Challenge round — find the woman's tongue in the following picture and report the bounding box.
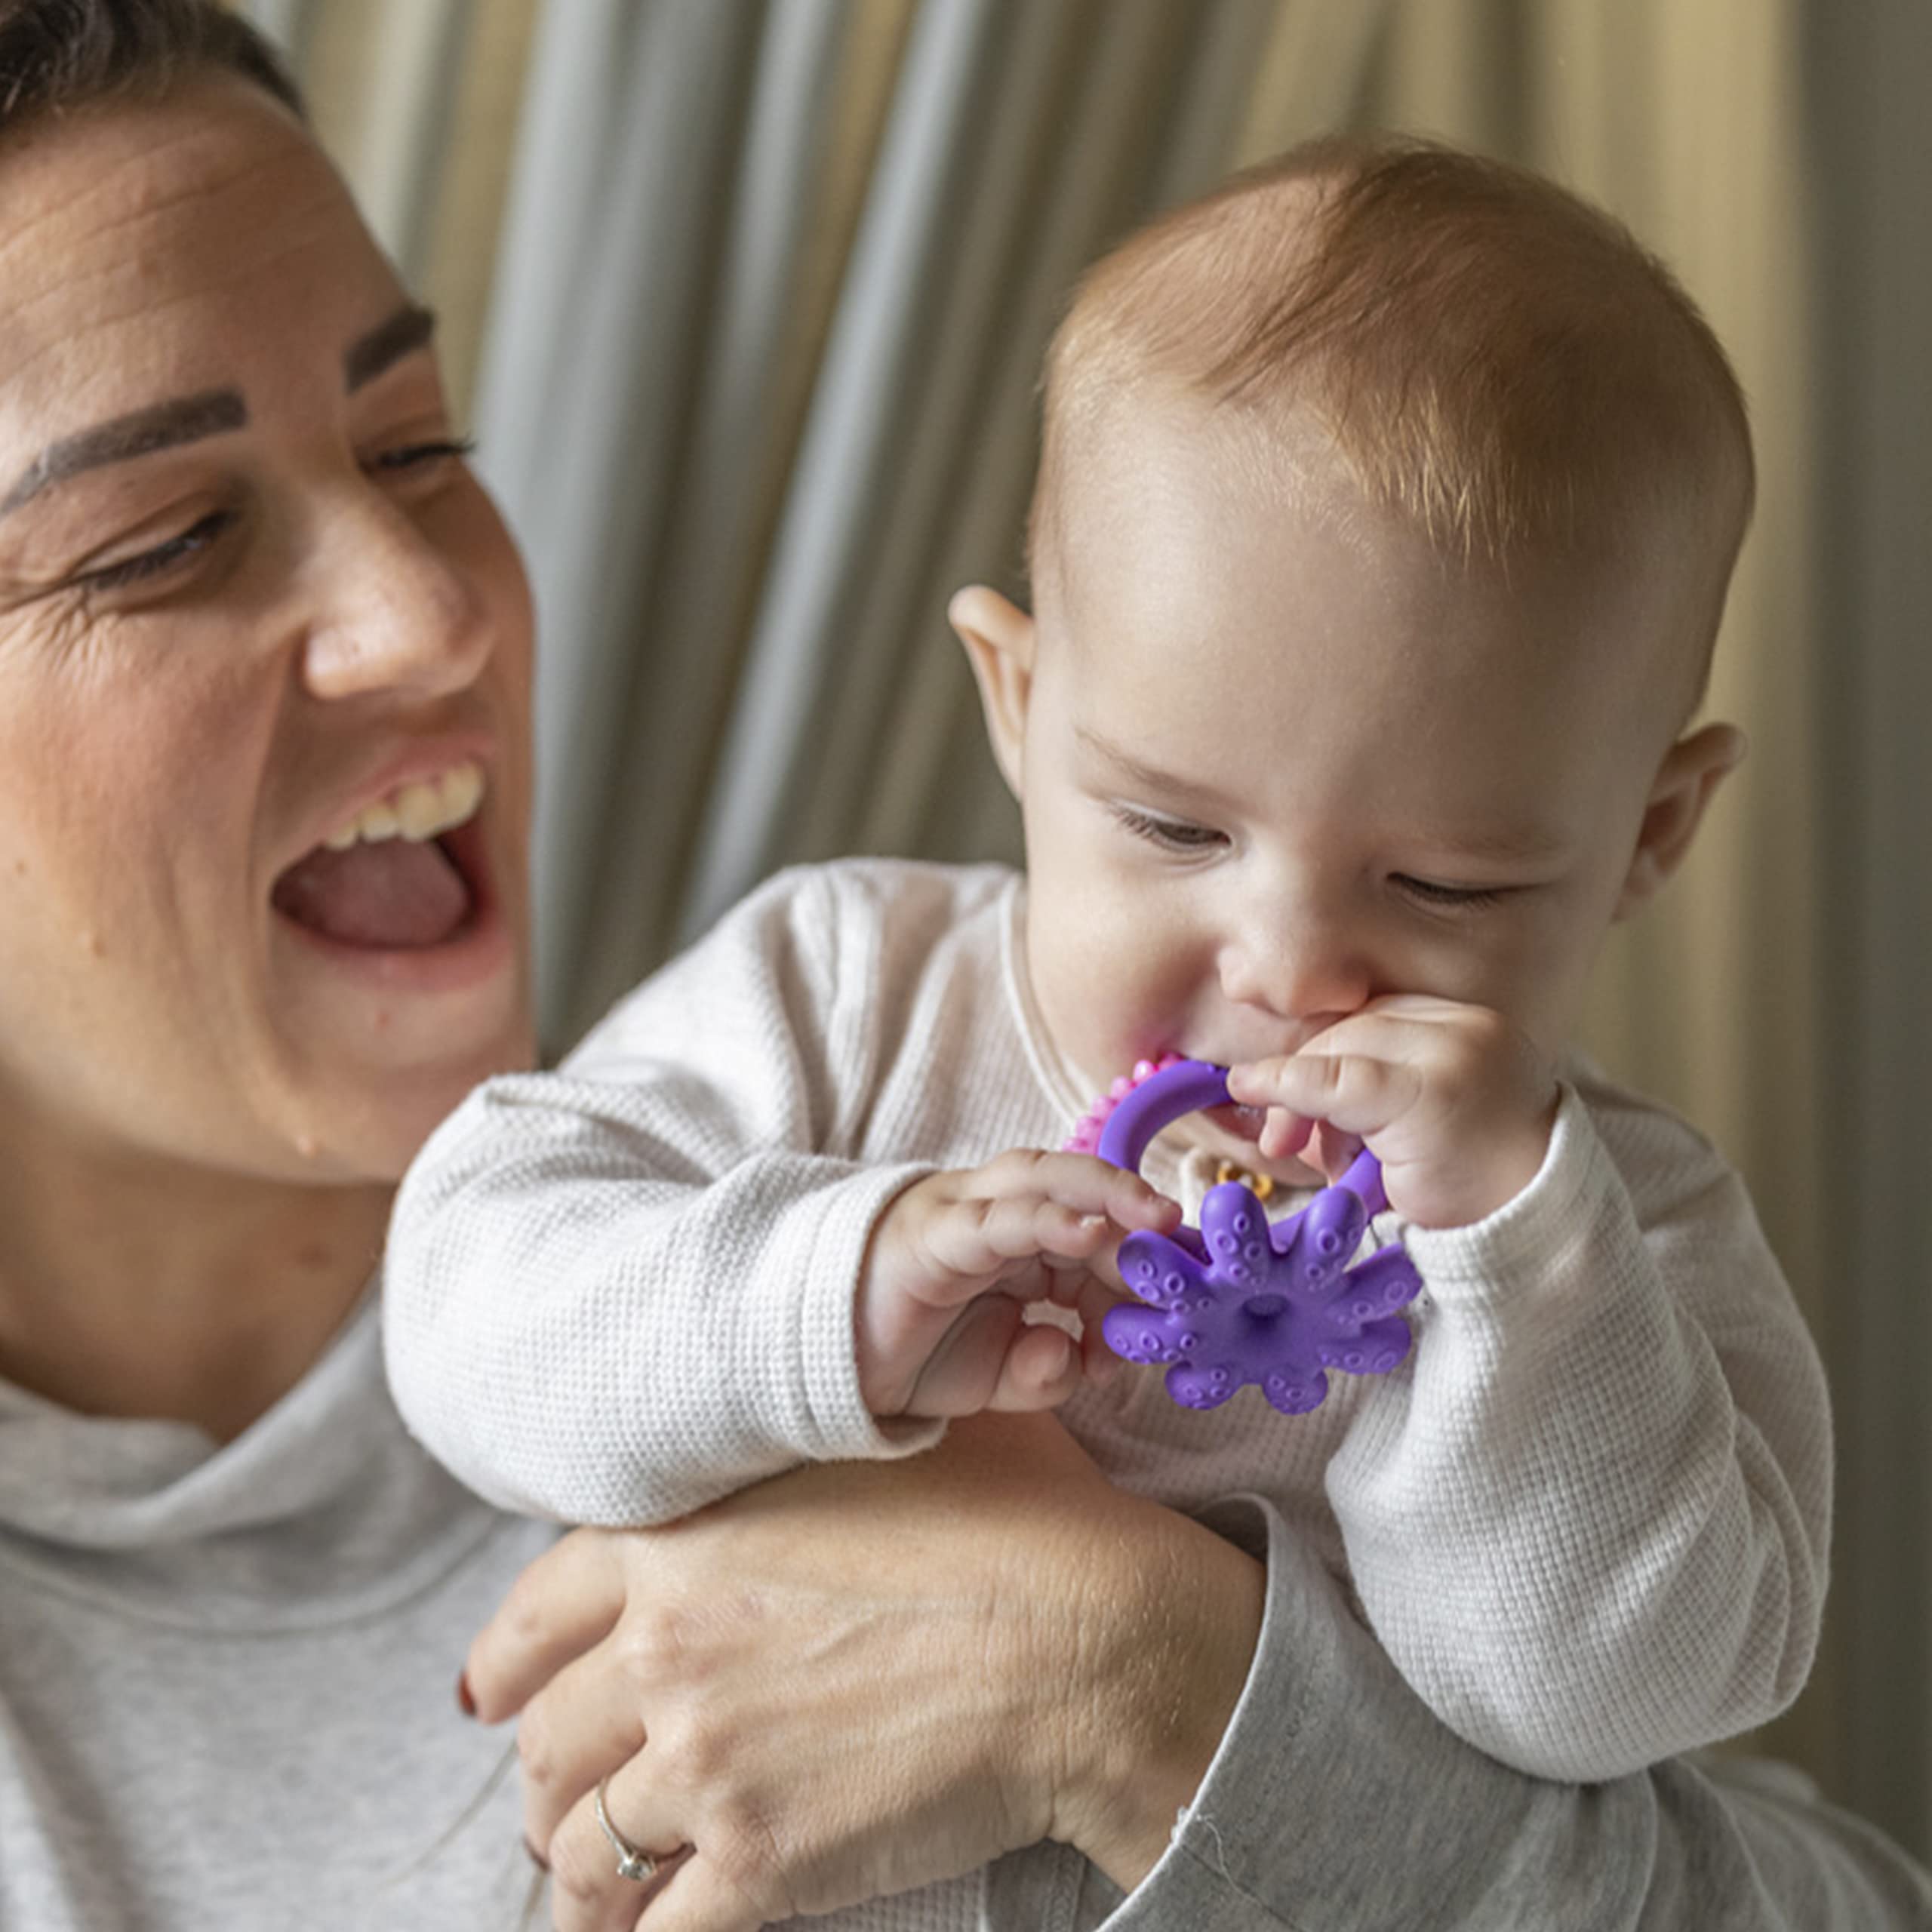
[272,838,470,949]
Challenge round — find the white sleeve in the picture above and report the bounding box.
[1106,1499,1930,1932]
[382,867,943,1525]
[1325,1083,1832,1780]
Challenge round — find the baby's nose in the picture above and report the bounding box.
[1217,915,1371,1023]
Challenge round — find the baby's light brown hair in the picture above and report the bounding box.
[1031,135,1754,703]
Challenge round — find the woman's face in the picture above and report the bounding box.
[0,77,536,1183]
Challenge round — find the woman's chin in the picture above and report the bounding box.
[263,907,534,1177]
[283,1033,535,1185]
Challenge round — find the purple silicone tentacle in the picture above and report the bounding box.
[1336,1145,1389,1216]
[1115,1229,1201,1312]
[1198,1183,1275,1293]
[1167,1360,1241,1411]
[1080,1057,1422,1417]
[1095,1059,1231,1171]
[1105,1303,1180,1361]
[1273,1184,1367,1293]
[1334,1246,1424,1320]
[1318,1316,1413,1379]
[1259,1363,1329,1416]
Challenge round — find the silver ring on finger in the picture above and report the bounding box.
[594,1774,658,1884]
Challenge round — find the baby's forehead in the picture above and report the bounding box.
[1052,386,1346,515]
[1029,143,1752,724]
[1038,402,1708,758]
[1041,391,1561,635]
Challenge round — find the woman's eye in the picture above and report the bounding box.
[1112,805,1227,852]
[372,435,477,473]
[78,509,235,591]
[1392,873,1506,910]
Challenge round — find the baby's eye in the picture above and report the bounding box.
[1112,804,1228,852]
[1391,873,1507,911]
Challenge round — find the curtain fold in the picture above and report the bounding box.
[1804,0,1932,1854]
[568,0,865,1014]
[680,0,1020,946]
[470,1,771,1017]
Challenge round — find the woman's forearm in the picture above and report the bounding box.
[1043,1495,1266,1890]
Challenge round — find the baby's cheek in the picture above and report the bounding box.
[1040,899,1204,1067]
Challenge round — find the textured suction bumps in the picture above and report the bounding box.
[1070,1056,1423,1415]
[1106,1177,1421,1414]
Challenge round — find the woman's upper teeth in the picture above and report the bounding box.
[323,760,485,851]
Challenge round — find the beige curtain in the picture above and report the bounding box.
[255,0,1930,1853]
[1799,0,1932,1860]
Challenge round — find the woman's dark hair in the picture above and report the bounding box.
[0,0,304,131]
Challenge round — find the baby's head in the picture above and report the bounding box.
[953,136,1752,1137]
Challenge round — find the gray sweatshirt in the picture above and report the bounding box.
[3,1288,1927,1928]
[0,1287,557,1932]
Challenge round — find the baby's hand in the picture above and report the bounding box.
[1226,995,1560,1229]
[857,1151,1182,1419]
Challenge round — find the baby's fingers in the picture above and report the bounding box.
[921,1155,1177,1287]
[901,1296,1081,1415]
[979,1149,1180,1228]
[984,1320,1086,1411]
[1228,1053,1423,1144]
[1072,1274,1129,1386]
[918,1196,1098,1287]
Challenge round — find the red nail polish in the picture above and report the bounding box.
[456,1670,476,1718]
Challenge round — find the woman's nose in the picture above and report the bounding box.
[299,494,495,703]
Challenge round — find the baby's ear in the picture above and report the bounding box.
[949,586,1035,800]
[1614,721,1749,919]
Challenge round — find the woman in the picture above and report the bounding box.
[0,4,557,1924]
[0,4,1922,1929]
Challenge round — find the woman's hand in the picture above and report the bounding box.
[463,1413,1264,1930]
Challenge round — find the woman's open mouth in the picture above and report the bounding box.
[271,760,489,952]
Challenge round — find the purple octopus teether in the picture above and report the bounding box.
[1067,1057,1423,1415]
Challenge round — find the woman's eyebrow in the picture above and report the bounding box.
[0,390,246,515]
[0,305,436,519]
[344,302,436,392]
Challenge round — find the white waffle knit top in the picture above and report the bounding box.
[386,858,1830,1800]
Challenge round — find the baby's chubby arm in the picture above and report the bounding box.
[385,863,1091,1527]
[857,1151,1180,1417]
[383,861,1177,1524]
[383,893,921,1523]
[1227,998,1830,1781]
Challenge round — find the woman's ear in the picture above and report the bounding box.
[1614,721,1749,920]
[949,585,1035,801]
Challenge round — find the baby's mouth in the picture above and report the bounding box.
[272,761,485,949]
[1204,1100,1269,1143]
[1195,1097,1329,1180]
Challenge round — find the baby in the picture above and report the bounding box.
[386,137,1828,1792]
